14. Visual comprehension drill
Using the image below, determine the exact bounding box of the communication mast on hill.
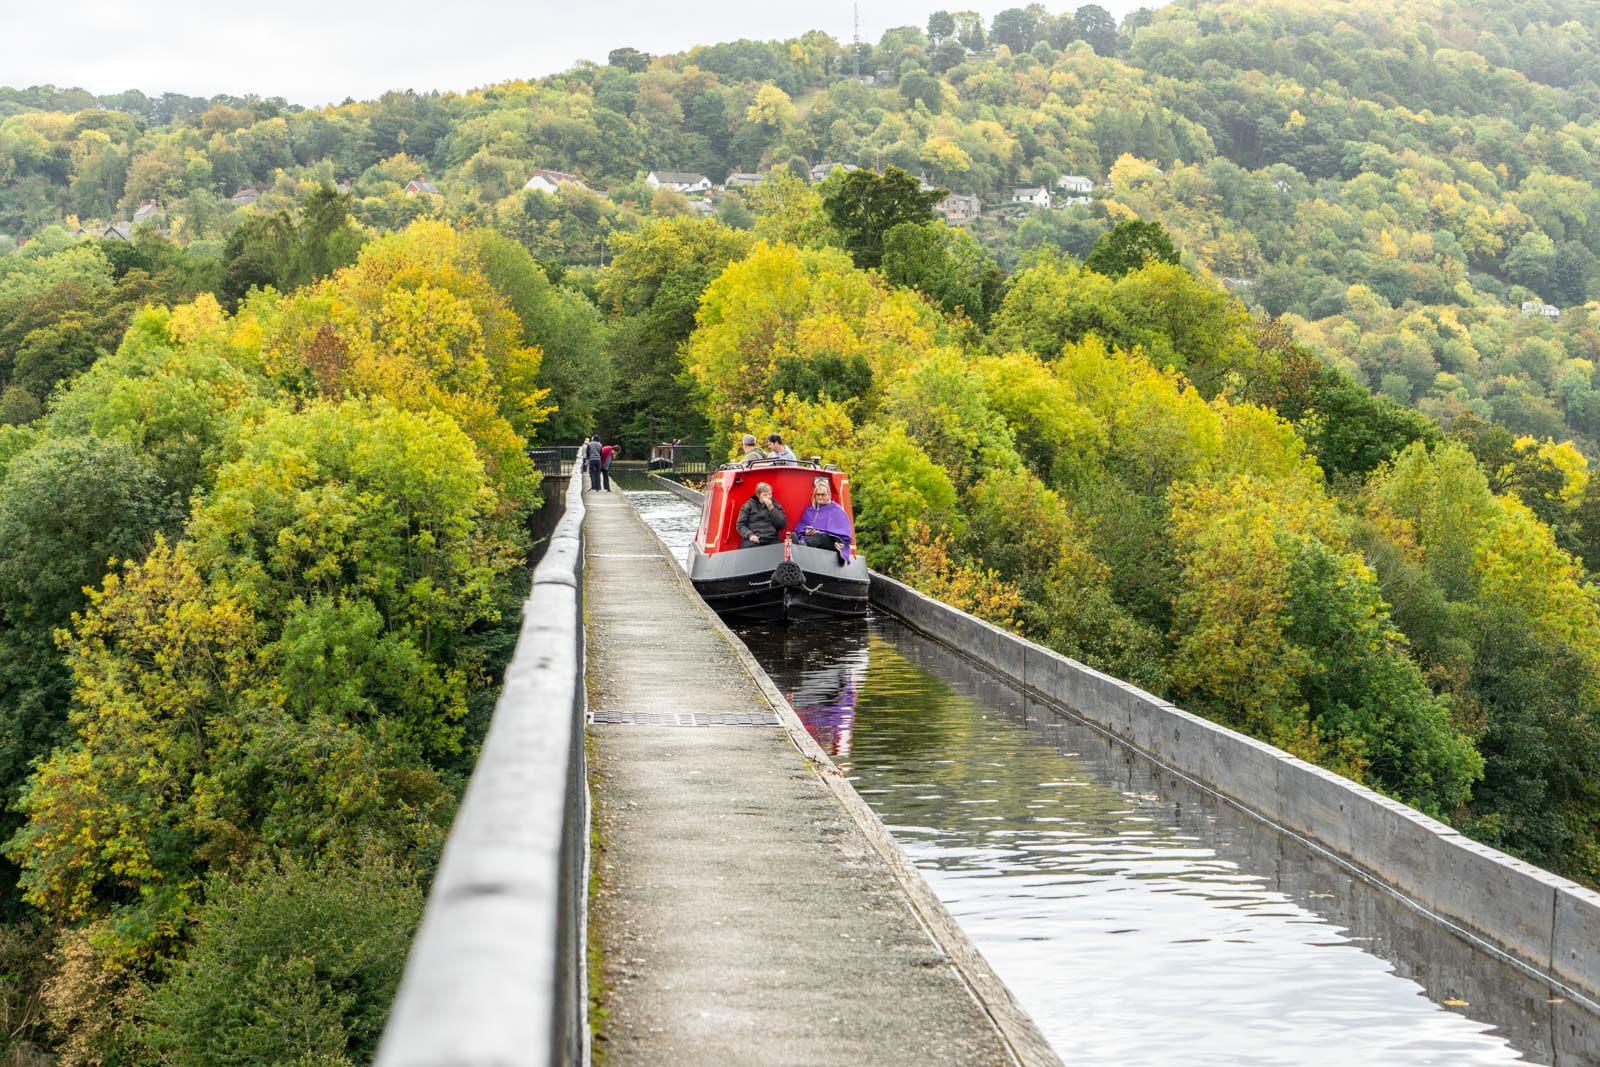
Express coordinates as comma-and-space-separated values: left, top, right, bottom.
853, 4, 862, 79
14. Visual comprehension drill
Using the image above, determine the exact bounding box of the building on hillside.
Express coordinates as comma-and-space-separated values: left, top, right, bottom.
229, 187, 261, 207
335, 180, 353, 193
724, 172, 766, 189
101, 221, 132, 241
132, 200, 163, 225
1057, 195, 1093, 207
1521, 299, 1561, 319
1056, 175, 1094, 194
1011, 186, 1051, 208
404, 179, 441, 196
524, 168, 587, 194
647, 171, 712, 193
936, 192, 982, 222
808, 161, 860, 183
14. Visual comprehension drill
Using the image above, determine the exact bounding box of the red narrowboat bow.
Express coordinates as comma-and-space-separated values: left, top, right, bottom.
687, 460, 870, 622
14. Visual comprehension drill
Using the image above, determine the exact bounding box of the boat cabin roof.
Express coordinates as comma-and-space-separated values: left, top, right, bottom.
694, 462, 854, 555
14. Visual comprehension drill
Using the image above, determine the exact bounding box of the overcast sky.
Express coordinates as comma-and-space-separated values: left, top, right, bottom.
6, 0, 1152, 107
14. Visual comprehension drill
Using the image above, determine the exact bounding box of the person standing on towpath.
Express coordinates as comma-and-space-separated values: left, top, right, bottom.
583, 436, 604, 492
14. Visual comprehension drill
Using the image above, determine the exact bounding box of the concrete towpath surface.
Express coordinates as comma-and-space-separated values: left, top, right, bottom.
583, 487, 1034, 1067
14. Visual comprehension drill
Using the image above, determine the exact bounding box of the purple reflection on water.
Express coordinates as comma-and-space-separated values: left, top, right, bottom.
790, 667, 858, 757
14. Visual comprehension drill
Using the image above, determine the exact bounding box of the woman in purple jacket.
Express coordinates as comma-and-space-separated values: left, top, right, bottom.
794, 478, 854, 563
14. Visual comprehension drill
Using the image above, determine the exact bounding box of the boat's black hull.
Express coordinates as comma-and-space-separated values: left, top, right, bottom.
688, 543, 869, 623
692, 573, 869, 622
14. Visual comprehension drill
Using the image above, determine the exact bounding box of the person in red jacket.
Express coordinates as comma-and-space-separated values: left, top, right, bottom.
600, 442, 615, 491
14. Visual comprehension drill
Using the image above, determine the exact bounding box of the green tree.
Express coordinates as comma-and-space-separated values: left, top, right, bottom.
881, 220, 1002, 324
1084, 218, 1180, 278
597, 216, 752, 453
818, 166, 944, 270
136, 854, 423, 1067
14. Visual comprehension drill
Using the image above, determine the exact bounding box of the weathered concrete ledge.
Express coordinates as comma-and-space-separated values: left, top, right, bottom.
589, 486, 1060, 1067
868, 571, 1600, 1007
377, 472, 589, 1067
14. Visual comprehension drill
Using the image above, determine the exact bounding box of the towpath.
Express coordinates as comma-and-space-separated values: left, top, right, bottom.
583, 487, 1027, 1066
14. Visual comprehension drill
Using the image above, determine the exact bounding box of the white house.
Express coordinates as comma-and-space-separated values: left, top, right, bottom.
1521, 300, 1561, 319
1011, 186, 1051, 208
647, 171, 712, 194
808, 162, 860, 183
1057, 195, 1093, 207
1056, 175, 1094, 194
724, 172, 766, 189
936, 192, 982, 222
524, 168, 587, 195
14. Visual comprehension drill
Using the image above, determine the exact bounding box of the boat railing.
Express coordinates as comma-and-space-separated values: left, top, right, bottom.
715, 457, 838, 472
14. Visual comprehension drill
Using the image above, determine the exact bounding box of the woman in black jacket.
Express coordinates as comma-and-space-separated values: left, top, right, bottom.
737, 482, 787, 548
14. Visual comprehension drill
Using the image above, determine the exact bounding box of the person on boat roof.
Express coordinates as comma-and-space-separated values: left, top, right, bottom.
765, 433, 797, 463
795, 478, 854, 564
737, 433, 767, 465
737, 482, 786, 548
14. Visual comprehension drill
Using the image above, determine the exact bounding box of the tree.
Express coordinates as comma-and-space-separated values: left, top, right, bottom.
607, 47, 651, 73
881, 220, 1002, 324
1074, 4, 1121, 56
1084, 218, 1180, 277
136, 854, 423, 1066
818, 166, 944, 270
294, 183, 366, 283
991, 8, 1040, 54
927, 10, 956, 42
597, 217, 753, 453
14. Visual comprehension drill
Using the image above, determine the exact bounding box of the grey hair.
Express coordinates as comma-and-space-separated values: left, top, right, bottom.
813, 478, 831, 491
755, 481, 772, 495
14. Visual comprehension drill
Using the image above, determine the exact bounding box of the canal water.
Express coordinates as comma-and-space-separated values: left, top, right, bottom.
625, 485, 1600, 1066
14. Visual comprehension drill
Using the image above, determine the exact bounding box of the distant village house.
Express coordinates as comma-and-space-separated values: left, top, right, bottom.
808, 162, 860, 184
1521, 300, 1560, 319
229, 187, 261, 207
1011, 186, 1052, 208
523, 169, 587, 195
723, 172, 766, 189
404, 179, 441, 196
132, 201, 163, 226
647, 171, 712, 194
936, 192, 982, 222
100, 221, 132, 242
1056, 175, 1094, 194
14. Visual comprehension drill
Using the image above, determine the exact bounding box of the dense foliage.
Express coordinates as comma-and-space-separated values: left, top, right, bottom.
9, 0, 1600, 447
5, 0, 1600, 1058
0, 222, 548, 1063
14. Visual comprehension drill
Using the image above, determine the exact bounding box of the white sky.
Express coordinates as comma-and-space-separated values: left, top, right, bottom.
4, 0, 1152, 107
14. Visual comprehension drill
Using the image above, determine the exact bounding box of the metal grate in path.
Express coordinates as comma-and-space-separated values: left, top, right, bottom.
589, 710, 781, 727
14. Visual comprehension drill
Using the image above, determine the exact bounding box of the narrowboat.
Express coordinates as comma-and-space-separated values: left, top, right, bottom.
687, 461, 870, 622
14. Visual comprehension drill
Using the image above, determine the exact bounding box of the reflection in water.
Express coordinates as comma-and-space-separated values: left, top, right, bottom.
628, 487, 1600, 1066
